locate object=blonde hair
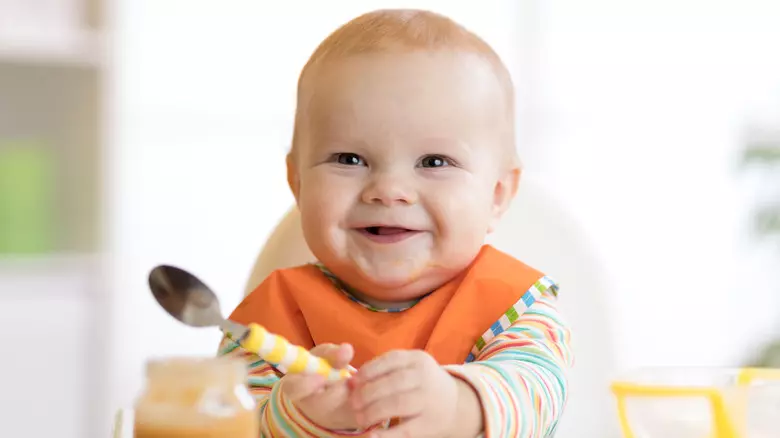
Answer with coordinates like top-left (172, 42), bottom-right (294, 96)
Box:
top-left (290, 9), bottom-right (516, 159)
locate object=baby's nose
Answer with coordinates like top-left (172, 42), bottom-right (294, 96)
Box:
top-left (360, 172), bottom-right (418, 206)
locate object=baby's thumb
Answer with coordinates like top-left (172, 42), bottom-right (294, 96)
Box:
top-left (281, 374), bottom-right (325, 402)
top-left (310, 343), bottom-right (354, 368)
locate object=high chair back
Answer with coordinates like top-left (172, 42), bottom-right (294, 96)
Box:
top-left (244, 175), bottom-right (618, 437)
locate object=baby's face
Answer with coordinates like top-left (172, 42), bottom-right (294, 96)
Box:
top-left (291, 51), bottom-right (515, 305)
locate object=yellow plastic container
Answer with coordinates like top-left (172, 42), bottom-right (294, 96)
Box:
top-left (611, 367), bottom-right (780, 438)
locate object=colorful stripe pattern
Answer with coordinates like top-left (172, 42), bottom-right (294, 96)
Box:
top-left (314, 262), bottom-right (425, 313)
top-left (467, 276), bottom-right (559, 363)
top-left (217, 270), bottom-right (572, 438)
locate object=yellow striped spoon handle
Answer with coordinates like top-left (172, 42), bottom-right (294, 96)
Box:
top-left (239, 322), bottom-right (352, 381)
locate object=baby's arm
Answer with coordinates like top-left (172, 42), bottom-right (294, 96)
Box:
top-left (217, 338), bottom-right (370, 437)
top-left (444, 292), bottom-right (573, 438)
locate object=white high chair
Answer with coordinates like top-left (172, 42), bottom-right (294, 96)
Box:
top-left (245, 175), bottom-right (620, 437)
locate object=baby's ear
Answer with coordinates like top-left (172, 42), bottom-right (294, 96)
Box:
top-left (286, 152), bottom-right (301, 203)
top-left (488, 165), bottom-right (521, 233)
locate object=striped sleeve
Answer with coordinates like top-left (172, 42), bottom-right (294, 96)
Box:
top-left (444, 292), bottom-right (573, 438)
top-left (217, 336), bottom-right (375, 437)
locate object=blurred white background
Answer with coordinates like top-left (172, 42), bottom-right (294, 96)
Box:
top-left (1, 0), bottom-right (780, 437)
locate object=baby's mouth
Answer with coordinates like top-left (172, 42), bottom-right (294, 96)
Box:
top-left (357, 226), bottom-right (421, 244)
top-left (364, 226), bottom-right (413, 235)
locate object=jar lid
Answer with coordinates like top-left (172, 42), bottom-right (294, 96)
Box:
top-left (145, 357), bottom-right (246, 386)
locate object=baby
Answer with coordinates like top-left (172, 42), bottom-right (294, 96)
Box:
top-left (220, 9), bottom-right (573, 438)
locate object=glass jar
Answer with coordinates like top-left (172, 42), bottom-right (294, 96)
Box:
top-left (134, 357), bottom-right (257, 438)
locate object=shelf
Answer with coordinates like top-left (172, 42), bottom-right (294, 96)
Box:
top-left (0, 52), bottom-right (102, 253)
top-left (0, 29), bottom-right (102, 68)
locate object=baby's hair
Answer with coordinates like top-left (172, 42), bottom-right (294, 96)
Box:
top-left (290, 9), bottom-right (517, 163)
top-left (302, 9), bottom-right (510, 72)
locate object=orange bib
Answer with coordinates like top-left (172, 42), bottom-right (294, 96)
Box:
top-left (228, 245), bottom-right (544, 367)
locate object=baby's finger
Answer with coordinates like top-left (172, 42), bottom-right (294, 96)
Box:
top-left (330, 343), bottom-right (354, 369)
top-left (281, 374), bottom-right (326, 402)
top-left (354, 350), bottom-right (416, 384)
top-left (351, 367), bottom-right (421, 409)
top-left (309, 343), bottom-right (338, 358)
top-left (356, 390), bottom-right (423, 428)
top-left (310, 343), bottom-right (354, 369)
top-left (301, 379), bottom-right (350, 408)
top-left (371, 416), bottom-right (425, 438)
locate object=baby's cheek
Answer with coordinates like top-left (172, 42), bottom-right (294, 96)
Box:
top-left (300, 190), bottom-right (339, 222)
top-left (436, 205), bottom-right (481, 237)
top-left (435, 214), bottom-right (489, 264)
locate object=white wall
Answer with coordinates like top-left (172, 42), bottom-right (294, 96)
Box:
top-left (106, 0), bottom-right (530, 414)
top-left (530, 0), bottom-right (780, 370)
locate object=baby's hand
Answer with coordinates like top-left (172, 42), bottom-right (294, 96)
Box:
top-left (350, 350), bottom-right (459, 438)
top-left (280, 343), bottom-right (359, 431)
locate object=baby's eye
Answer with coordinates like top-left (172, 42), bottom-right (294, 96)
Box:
top-left (418, 155), bottom-right (452, 168)
top-left (333, 153), bottom-right (366, 166)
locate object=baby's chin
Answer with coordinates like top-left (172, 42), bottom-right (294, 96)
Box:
top-left (351, 261), bottom-right (455, 300)
top-left (354, 276), bottom-right (436, 307)
top-left (355, 257), bottom-right (428, 283)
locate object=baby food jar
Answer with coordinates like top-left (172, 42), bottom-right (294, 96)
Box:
top-left (133, 357), bottom-right (257, 438)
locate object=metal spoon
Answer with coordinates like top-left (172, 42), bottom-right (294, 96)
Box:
top-left (148, 265), bottom-right (251, 341)
top-left (147, 264), bottom-right (354, 380)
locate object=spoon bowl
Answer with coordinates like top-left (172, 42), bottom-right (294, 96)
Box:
top-left (148, 265), bottom-right (224, 328)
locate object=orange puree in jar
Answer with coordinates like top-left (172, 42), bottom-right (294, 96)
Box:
top-left (134, 357), bottom-right (257, 438)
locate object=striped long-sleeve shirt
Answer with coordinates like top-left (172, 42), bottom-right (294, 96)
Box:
top-left (218, 276), bottom-right (572, 438)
